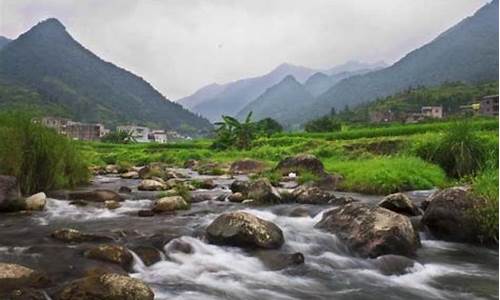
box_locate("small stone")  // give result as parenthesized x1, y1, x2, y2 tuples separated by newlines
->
(105, 200, 121, 210)
(24, 192, 47, 211)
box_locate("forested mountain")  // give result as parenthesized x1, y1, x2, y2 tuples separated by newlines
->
(177, 83, 226, 110)
(299, 0, 499, 125)
(0, 36, 11, 49)
(304, 68, 379, 97)
(186, 63, 318, 122)
(236, 75, 315, 127)
(0, 18, 212, 134)
(325, 60, 386, 76)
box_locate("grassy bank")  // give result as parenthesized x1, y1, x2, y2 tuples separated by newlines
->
(80, 118, 498, 195)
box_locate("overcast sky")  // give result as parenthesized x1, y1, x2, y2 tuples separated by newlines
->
(0, 0, 489, 100)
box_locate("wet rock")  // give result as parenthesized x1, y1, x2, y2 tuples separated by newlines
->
(51, 228, 113, 243)
(190, 193, 212, 203)
(206, 211, 284, 249)
(165, 178, 184, 189)
(275, 154, 326, 176)
(378, 193, 420, 216)
(247, 179, 281, 204)
(138, 179, 167, 191)
(196, 161, 226, 175)
(291, 185, 336, 204)
(138, 163, 165, 179)
(8, 288, 47, 300)
(137, 210, 154, 217)
(422, 187, 487, 243)
(118, 186, 132, 193)
(0, 175, 23, 212)
(199, 179, 216, 189)
(230, 180, 250, 195)
(152, 196, 189, 212)
(228, 192, 244, 203)
(24, 192, 46, 211)
(312, 174, 343, 191)
(55, 273, 154, 300)
(288, 207, 311, 217)
(69, 200, 88, 207)
(255, 250, 305, 270)
(165, 238, 194, 255)
(69, 190, 123, 202)
(84, 244, 133, 270)
(105, 164, 119, 174)
(131, 246, 162, 266)
(104, 200, 121, 210)
(214, 193, 228, 202)
(371, 255, 417, 275)
(409, 216, 423, 232)
(120, 171, 139, 179)
(0, 263, 50, 292)
(315, 203, 419, 258)
(230, 159, 267, 174)
(184, 159, 199, 169)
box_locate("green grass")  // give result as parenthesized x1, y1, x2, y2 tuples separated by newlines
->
(471, 168, 499, 243)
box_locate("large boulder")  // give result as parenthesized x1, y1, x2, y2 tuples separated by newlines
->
(131, 246, 162, 266)
(311, 174, 343, 191)
(378, 193, 420, 216)
(230, 180, 250, 195)
(152, 196, 189, 212)
(137, 179, 167, 191)
(69, 190, 123, 202)
(275, 154, 325, 176)
(315, 203, 419, 258)
(254, 250, 305, 271)
(55, 273, 154, 300)
(230, 159, 267, 174)
(0, 175, 23, 211)
(25, 192, 47, 211)
(138, 163, 166, 179)
(422, 187, 487, 243)
(206, 211, 284, 249)
(247, 179, 281, 204)
(0, 263, 50, 292)
(292, 185, 337, 205)
(84, 244, 133, 270)
(51, 228, 113, 243)
(120, 171, 139, 179)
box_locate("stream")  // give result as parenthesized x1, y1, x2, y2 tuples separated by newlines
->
(0, 172, 497, 300)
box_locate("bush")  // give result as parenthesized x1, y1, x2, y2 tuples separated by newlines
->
(0, 112, 89, 194)
(471, 168, 499, 243)
(414, 121, 489, 178)
(304, 116, 342, 133)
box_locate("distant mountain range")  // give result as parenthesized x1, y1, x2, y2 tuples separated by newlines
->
(0, 19, 212, 134)
(181, 0, 498, 127)
(0, 36, 11, 49)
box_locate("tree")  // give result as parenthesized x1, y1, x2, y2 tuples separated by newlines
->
(101, 130, 136, 144)
(255, 118, 283, 137)
(304, 116, 342, 133)
(212, 112, 255, 150)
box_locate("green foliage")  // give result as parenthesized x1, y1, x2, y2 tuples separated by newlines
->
(304, 116, 342, 133)
(212, 112, 256, 150)
(471, 168, 499, 243)
(297, 171, 320, 185)
(101, 130, 137, 144)
(174, 184, 192, 205)
(255, 118, 283, 137)
(0, 112, 89, 194)
(414, 121, 490, 178)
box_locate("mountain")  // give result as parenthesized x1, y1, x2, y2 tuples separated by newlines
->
(0, 36, 11, 50)
(0, 18, 212, 134)
(236, 75, 314, 127)
(177, 83, 226, 109)
(186, 63, 319, 122)
(325, 60, 387, 76)
(302, 0, 499, 124)
(304, 68, 379, 97)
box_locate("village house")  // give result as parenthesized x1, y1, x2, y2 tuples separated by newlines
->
(421, 106, 443, 118)
(479, 95, 499, 116)
(369, 110, 394, 123)
(116, 125, 151, 143)
(150, 130, 168, 143)
(41, 117, 107, 141)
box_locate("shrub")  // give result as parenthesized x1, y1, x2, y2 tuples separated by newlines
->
(0, 112, 89, 194)
(304, 116, 342, 133)
(471, 168, 499, 243)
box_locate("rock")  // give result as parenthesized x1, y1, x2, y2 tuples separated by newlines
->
(275, 154, 326, 176)
(242, 199, 254, 205)
(105, 164, 119, 174)
(137, 210, 154, 217)
(104, 200, 121, 210)
(409, 216, 423, 232)
(120, 171, 139, 179)
(371, 255, 417, 275)
(0, 263, 50, 292)
(51, 228, 113, 243)
(255, 251, 305, 271)
(138, 179, 167, 191)
(247, 179, 281, 204)
(378, 193, 420, 216)
(0, 175, 23, 211)
(291, 185, 336, 204)
(190, 193, 212, 203)
(288, 207, 311, 217)
(183, 159, 199, 169)
(69, 200, 88, 207)
(230, 159, 267, 174)
(152, 196, 189, 212)
(199, 179, 216, 189)
(131, 246, 162, 266)
(138, 163, 165, 179)
(312, 174, 343, 191)
(69, 190, 123, 202)
(84, 244, 133, 270)
(8, 288, 47, 300)
(118, 186, 132, 193)
(315, 203, 420, 258)
(196, 161, 226, 175)
(422, 187, 487, 243)
(165, 178, 183, 189)
(214, 194, 228, 202)
(206, 211, 284, 249)
(230, 180, 250, 195)
(228, 192, 244, 203)
(165, 238, 194, 255)
(24, 192, 46, 211)
(55, 273, 154, 300)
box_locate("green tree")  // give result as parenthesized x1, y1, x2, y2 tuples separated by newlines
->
(304, 116, 342, 133)
(212, 112, 256, 150)
(256, 118, 283, 137)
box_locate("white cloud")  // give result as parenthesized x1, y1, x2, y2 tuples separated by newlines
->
(0, 0, 489, 99)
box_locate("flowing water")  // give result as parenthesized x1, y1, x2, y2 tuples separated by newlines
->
(0, 174, 497, 299)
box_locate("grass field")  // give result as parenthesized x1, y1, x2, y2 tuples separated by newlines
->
(80, 118, 498, 195)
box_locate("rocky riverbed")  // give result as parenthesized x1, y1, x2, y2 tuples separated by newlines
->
(0, 157, 498, 299)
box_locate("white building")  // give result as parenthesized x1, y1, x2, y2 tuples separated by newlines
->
(116, 125, 151, 143)
(151, 130, 168, 143)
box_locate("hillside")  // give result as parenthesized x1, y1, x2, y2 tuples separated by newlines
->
(299, 0, 499, 125)
(236, 75, 315, 127)
(186, 63, 318, 122)
(177, 83, 226, 110)
(0, 36, 10, 49)
(0, 19, 212, 134)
